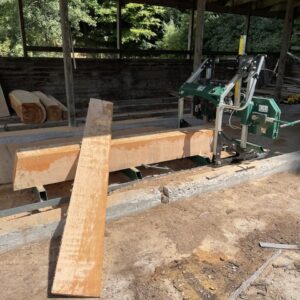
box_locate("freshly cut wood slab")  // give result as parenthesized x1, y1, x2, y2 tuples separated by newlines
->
(33, 91, 62, 121)
(0, 84, 10, 117)
(13, 127, 214, 190)
(51, 99, 113, 297)
(9, 90, 46, 124)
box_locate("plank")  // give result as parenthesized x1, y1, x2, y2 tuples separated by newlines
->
(0, 118, 185, 185)
(9, 90, 46, 124)
(33, 91, 63, 121)
(51, 98, 113, 297)
(259, 242, 300, 250)
(228, 250, 282, 300)
(13, 126, 214, 190)
(0, 84, 10, 117)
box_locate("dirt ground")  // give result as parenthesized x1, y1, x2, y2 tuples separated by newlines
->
(0, 172, 299, 300)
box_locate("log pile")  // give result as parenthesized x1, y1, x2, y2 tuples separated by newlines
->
(9, 90, 46, 124)
(33, 91, 62, 121)
(8, 90, 67, 124)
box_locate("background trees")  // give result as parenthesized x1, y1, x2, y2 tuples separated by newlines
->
(0, 0, 298, 57)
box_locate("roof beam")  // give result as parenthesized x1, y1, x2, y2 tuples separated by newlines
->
(255, 0, 286, 9)
(124, 0, 194, 10)
(124, 0, 289, 18)
(225, 0, 256, 7)
(270, 0, 300, 11)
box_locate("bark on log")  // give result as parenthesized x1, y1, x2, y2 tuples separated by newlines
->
(33, 91, 62, 121)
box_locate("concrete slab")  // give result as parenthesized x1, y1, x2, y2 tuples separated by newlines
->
(0, 187, 162, 255)
(163, 151, 300, 201)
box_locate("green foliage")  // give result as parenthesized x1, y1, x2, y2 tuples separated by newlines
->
(0, 1, 298, 58)
(247, 16, 283, 52)
(0, 0, 22, 56)
(70, 0, 116, 48)
(121, 4, 167, 49)
(23, 0, 61, 47)
(157, 10, 189, 50)
(204, 13, 245, 52)
(23, 0, 103, 47)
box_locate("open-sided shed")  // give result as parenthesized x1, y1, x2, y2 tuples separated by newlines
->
(11, 0, 300, 126)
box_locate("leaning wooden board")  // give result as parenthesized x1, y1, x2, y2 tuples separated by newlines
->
(13, 126, 214, 190)
(51, 99, 113, 297)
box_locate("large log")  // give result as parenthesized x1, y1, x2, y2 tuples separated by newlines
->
(9, 90, 46, 124)
(33, 91, 62, 121)
(13, 126, 214, 190)
(48, 95, 68, 120)
(52, 99, 113, 297)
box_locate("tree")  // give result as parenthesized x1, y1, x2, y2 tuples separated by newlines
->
(156, 9, 189, 50)
(0, 0, 23, 56)
(247, 16, 283, 52)
(204, 13, 246, 52)
(0, 1, 296, 58)
(121, 3, 167, 49)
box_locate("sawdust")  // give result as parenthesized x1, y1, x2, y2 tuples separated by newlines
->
(0, 172, 300, 300)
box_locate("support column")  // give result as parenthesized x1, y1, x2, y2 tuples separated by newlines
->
(274, 0, 295, 102)
(59, 0, 76, 127)
(187, 8, 195, 59)
(17, 0, 28, 57)
(244, 9, 251, 50)
(193, 0, 207, 71)
(117, 0, 122, 58)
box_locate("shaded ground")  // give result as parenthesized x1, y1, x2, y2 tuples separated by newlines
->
(0, 172, 300, 300)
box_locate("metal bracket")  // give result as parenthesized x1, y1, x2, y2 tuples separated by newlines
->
(213, 131, 223, 166)
(189, 155, 210, 166)
(234, 139, 265, 154)
(34, 185, 48, 202)
(0, 197, 69, 218)
(122, 167, 143, 181)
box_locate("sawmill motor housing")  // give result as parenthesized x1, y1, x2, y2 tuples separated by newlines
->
(178, 55, 298, 164)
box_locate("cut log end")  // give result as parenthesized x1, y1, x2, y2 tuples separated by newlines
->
(46, 106, 63, 121)
(21, 103, 47, 124)
(9, 90, 46, 124)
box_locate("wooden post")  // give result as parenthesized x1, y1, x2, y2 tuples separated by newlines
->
(117, 0, 122, 58)
(17, 0, 28, 57)
(274, 0, 295, 102)
(244, 9, 251, 51)
(59, 0, 76, 127)
(187, 8, 195, 59)
(193, 0, 207, 70)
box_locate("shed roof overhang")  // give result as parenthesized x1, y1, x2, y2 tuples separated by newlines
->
(125, 0, 300, 18)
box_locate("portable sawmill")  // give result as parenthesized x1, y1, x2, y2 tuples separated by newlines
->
(178, 36, 300, 165)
